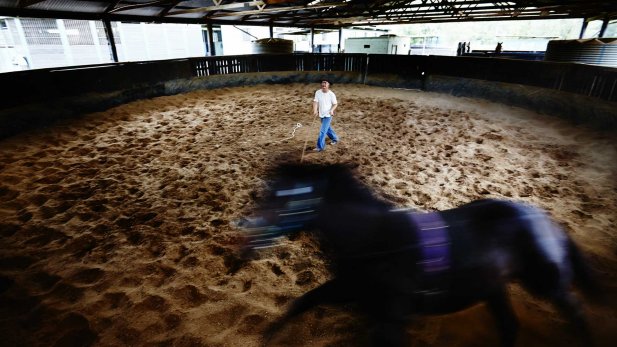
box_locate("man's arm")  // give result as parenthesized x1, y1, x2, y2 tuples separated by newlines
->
(330, 103, 337, 116)
(313, 101, 319, 116)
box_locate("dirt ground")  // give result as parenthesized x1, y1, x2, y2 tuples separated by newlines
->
(0, 83, 615, 346)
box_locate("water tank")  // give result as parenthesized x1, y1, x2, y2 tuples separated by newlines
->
(545, 38, 617, 67)
(251, 38, 294, 54)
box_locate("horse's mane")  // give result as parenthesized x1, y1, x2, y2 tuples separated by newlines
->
(271, 163, 394, 209)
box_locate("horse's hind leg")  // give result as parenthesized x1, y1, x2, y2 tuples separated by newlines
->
(523, 259, 592, 346)
(486, 287, 519, 347)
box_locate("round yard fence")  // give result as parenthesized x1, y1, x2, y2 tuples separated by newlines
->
(0, 53, 616, 140)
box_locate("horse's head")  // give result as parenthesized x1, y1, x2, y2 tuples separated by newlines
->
(238, 163, 381, 250)
(237, 163, 332, 250)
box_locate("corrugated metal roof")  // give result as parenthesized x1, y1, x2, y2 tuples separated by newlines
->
(546, 38, 617, 67)
(0, 1, 616, 28)
(28, 0, 109, 13)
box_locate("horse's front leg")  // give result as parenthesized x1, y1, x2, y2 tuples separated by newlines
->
(486, 286, 519, 347)
(263, 278, 352, 344)
(553, 289, 593, 347)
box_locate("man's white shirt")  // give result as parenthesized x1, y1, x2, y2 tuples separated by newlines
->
(314, 90, 337, 118)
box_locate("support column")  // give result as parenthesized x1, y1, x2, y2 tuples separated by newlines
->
(599, 17, 609, 38)
(57, 19, 74, 65)
(103, 19, 119, 62)
(13, 18, 33, 69)
(579, 18, 588, 39)
(207, 23, 216, 56)
(310, 27, 315, 53)
(88, 21, 103, 63)
(140, 22, 152, 60)
(269, 25, 273, 39)
(338, 27, 342, 53)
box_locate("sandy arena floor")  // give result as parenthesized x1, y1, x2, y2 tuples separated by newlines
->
(0, 83, 616, 346)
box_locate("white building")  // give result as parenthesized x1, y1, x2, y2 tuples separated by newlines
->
(345, 35, 411, 55)
(0, 17, 207, 73)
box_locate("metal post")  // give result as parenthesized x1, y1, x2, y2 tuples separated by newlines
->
(57, 19, 74, 65)
(599, 17, 609, 38)
(13, 18, 33, 69)
(338, 27, 342, 53)
(362, 54, 369, 84)
(269, 25, 273, 39)
(310, 27, 315, 53)
(88, 21, 103, 63)
(103, 19, 119, 62)
(579, 18, 588, 39)
(140, 22, 152, 60)
(207, 23, 216, 56)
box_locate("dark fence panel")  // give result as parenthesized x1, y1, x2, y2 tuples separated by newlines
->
(367, 54, 427, 78)
(189, 53, 367, 76)
(558, 65, 617, 100)
(424, 56, 565, 88)
(294, 53, 366, 73)
(2, 53, 616, 111)
(1, 59, 194, 108)
(190, 55, 261, 76)
(2, 53, 616, 139)
(258, 54, 297, 72)
(371, 55, 617, 102)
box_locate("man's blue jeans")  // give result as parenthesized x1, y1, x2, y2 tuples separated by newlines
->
(316, 116, 338, 151)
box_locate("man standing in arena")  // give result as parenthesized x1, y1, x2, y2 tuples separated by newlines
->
(313, 80, 339, 152)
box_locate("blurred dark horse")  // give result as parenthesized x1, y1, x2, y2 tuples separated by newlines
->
(240, 163, 596, 346)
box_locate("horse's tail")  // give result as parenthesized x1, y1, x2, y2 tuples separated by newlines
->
(567, 237, 602, 301)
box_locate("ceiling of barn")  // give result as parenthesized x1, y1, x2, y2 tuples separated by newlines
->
(0, 0, 616, 28)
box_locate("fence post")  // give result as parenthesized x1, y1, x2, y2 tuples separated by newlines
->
(362, 54, 369, 84)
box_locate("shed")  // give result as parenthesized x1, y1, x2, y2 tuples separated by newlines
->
(345, 35, 410, 55)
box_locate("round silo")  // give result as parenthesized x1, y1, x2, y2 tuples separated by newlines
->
(251, 38, 294, 54)
(545, 38, 617, 67)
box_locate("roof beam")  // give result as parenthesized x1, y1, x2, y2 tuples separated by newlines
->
(109, 0, 179, 14)
(167, 1, 267, 16)
(272, 3, 517, 22)
(105, 1, 123, 14)
(168, 1, 347, 17)
(280, 0, 617, 23)
(158, 0, 185, 17)
(17, 0, 45, 7)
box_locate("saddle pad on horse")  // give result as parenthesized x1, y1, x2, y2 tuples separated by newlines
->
(336, 209, 451, 279)
(408, 211, 451, 276)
